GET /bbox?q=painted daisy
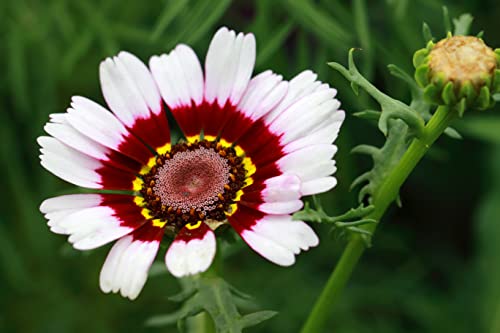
[38,27,345,300]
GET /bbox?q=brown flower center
[153,147,230,214]
[140,140,247,230]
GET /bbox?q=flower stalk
[300,105,456,333]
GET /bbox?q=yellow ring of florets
[132,137,255,229]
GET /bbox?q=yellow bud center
[429,36,496,89]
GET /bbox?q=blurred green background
[2,0,500,332]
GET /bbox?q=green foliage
[328,50,425,207]
[293,198,376,244]
[351,120,410,204]
[146,275,276,333]
[330,50,425,137]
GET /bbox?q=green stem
[301,105,456,333]
[189,311,215,333]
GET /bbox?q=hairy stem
[301,105,456,333]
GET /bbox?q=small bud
[414,35,499,111]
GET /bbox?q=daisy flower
[39,27,345,300]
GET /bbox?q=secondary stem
[301,105,456,333]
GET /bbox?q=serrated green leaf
[152,276,276,333]
[388,64,430,116]
[353,110,381,121]
[336,219,377,227]
[240,311,278,328]
[351,145,379,156]
[332,204,375,222]
[146,297,203,327]
[227,283,254,301]
[293,210,324,224]
[358,184,372,203]
[368,120,410,202]
[351,81,360,95]
[330,49,424,137]
[146,312,187,327]
[379,108,425,138]
[350,172,371,191]
[388,64,417,88]
[169,287,197,302]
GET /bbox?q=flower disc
[140,140,247,229]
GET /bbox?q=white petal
[150,44,204,108]
[44,121,109,161]
[270,89,340,145]
[55,206,136,250]
[277,144,338,178]
[165,227,216,278]
[237,71,288,120]
[49,113,67,123]
[265,70,329,123]
[299,160,337,182]
[100,51,161,126]
[66,96,129,151]
[41,194,105,235]
[240,230,295,266]
[258,200,304,214]
[115,51,163,115]
[38,136,102,188]
[251,216,319,256]
[261,174,302,202]
[45,209,80,234]
[301,177,338,196]
[40,194,103,214]
[100,235,160,300]
[204,27,256,106]
[229,33,256,104]
[284,110,345,153]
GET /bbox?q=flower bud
[414,35,500,112]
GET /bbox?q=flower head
[414,35,500,111]
[39,27,345,299]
